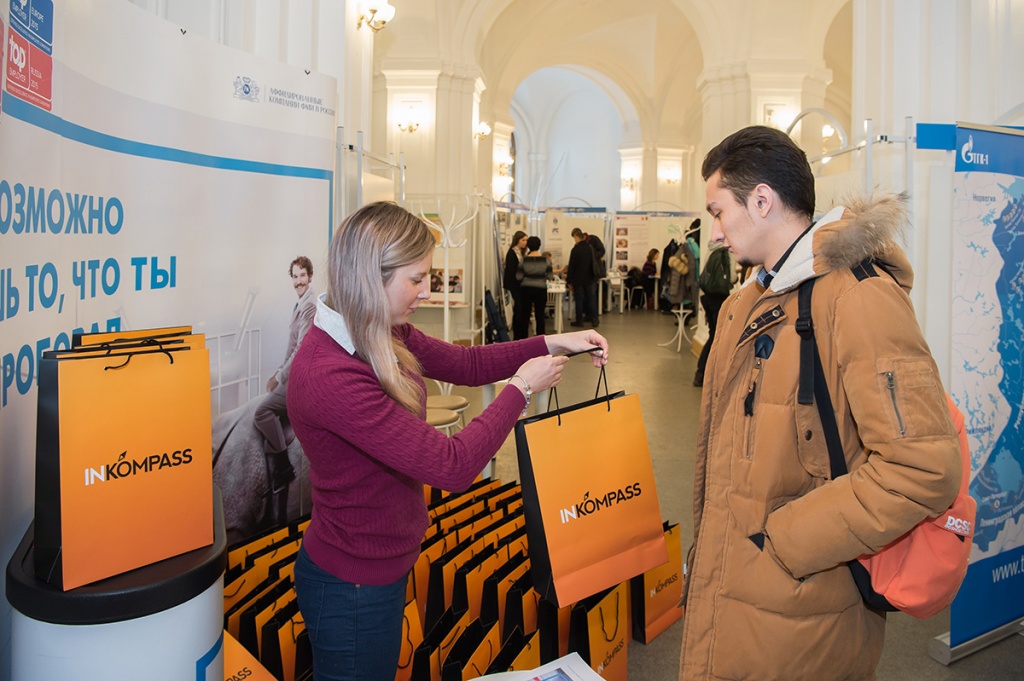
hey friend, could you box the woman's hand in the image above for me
[513,355,570,393]
[545,330,609,367]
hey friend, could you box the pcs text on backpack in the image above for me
[797,267,975,619]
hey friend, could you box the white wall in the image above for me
[510,68,624,209]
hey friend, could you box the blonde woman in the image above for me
[286,202,608,680]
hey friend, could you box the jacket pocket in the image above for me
[720,509,861,616]
[875,358,952,439]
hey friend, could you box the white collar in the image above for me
[313,294,356,354]
[769,205,846,293]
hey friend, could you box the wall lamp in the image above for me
[358,0,396,32]
[659,167,681,184]
[395,103,422,133]
[621,177,636,191]
[474,122,492,140]
[498,162,512,177]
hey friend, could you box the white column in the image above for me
[380,69,441,199]
[491,122,516,202]
[618,147,643,211]
[654,147,689,208]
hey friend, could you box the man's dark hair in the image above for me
[290,256,313,277]
[570,227,584,238]
[526,236,542,251]
[701,125,815,220]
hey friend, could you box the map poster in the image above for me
[950,123,1024,646]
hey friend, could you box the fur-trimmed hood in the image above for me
[769,192,913,294]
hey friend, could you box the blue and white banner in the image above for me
[0,0,336,662]
[950,123,1024,646]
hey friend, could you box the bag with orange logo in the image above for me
[567,580,629,681]
[630,520,683,643]
[34,337,213,590]
[485,627,540,673]
[515,369,667,608]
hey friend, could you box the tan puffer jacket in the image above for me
[679,195,961,680]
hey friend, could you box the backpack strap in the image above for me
[797,265,897,611]
[796,278,847,477]
[795,279,816,406]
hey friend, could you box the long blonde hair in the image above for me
[325,202,437,414]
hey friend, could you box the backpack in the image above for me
[797,269,975,619]
[588,237,607,279]
[698,247,731,295]
[484,289,511,343]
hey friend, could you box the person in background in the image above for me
[518,236,554,335]
[254,255,316,507]
[692,242,735,386]
[566,227,600,328]
[585,228,608,309]
[286,202,609,681]
[679,126,960,680]
[543,250,566,277]
[586,229,607,278]
[642,248,659,310]
[503,230,529,339]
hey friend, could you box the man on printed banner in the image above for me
[255,256,317,504]
[678,126,960,680]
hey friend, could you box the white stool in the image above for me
[426,408,460,436]
[628,286,647,310]
[426,394,470,429]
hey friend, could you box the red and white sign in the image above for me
[6,26,52,111]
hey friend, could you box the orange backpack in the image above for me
[797,272,976,618]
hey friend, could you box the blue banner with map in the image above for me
[950,123,1024,646]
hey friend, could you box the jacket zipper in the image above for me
[742,358,763,460]
[744,358,762,417]
[885,371,906,435]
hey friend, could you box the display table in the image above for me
[6,489,227,681]
[547,281,567,333]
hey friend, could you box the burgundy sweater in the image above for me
[287,322,548,586]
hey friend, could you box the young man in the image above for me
[679,126,961,680]
[254,256,317,501]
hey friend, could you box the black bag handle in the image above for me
[546,346,609,426]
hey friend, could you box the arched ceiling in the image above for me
[375,0,854,156]
[474,0,703,147]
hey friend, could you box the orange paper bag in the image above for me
[34,341,213,589]
[516,390,667,607]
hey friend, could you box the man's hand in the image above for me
[267,376,279,393]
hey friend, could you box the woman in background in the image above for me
[503,230,529,339]
[642,248,659,309]
[518,235,554,336]
[287,202,608,680]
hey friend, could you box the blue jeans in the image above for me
[294,545,408,681]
